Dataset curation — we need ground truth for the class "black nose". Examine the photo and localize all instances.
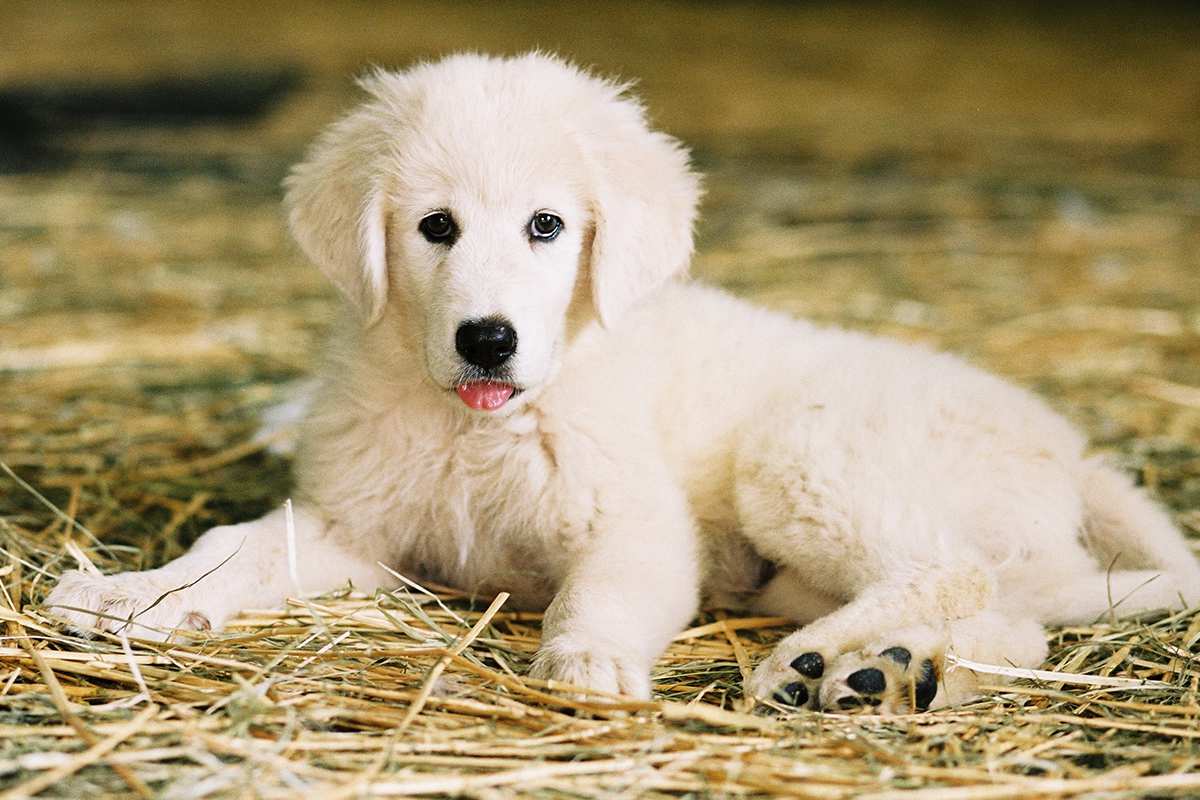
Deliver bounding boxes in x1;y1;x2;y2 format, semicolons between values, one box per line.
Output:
455;319;517;369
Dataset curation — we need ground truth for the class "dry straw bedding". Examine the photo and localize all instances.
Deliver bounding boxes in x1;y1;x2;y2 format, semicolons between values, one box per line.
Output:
0;488;1199;799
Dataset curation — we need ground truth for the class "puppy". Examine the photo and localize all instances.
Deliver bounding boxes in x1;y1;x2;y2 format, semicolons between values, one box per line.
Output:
47;52;1200;712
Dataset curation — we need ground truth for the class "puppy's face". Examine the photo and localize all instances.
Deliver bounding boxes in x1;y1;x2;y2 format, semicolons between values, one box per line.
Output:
390;125;590;414
285;54;701;417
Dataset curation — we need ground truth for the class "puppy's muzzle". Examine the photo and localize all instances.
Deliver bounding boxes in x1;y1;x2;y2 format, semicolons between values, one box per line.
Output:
456;318;517;369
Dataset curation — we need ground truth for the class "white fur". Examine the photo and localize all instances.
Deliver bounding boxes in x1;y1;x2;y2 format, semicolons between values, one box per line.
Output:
46;53;1200;711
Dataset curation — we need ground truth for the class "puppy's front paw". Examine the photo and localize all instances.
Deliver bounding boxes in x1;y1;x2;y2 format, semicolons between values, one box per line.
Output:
43;569;214;642
529;638;652;700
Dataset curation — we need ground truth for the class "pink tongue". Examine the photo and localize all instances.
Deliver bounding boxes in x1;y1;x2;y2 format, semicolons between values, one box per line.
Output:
455;381;515;411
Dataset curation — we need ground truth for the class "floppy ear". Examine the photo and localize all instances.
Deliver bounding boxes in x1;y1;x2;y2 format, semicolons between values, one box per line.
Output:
283;101;393;326
580;89;701;327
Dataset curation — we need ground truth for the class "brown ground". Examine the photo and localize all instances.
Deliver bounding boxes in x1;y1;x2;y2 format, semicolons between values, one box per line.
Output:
1;3;1199;798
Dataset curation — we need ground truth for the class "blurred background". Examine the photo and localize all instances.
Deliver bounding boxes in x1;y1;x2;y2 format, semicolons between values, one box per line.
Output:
2;2;1198;560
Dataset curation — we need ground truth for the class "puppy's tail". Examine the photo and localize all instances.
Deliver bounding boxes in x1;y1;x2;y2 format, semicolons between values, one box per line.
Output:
1075;458;1200;608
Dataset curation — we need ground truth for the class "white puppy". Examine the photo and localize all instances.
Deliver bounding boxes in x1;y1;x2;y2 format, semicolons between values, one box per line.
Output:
47;53;1200;713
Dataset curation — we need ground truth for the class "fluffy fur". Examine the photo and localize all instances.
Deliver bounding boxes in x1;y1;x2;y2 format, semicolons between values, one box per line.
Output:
47;53;1200;713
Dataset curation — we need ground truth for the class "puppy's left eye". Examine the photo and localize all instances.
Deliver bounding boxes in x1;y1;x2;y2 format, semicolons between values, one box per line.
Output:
529;212;563;241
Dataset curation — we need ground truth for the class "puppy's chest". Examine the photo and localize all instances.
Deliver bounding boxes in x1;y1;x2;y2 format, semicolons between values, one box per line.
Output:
382;420;595;605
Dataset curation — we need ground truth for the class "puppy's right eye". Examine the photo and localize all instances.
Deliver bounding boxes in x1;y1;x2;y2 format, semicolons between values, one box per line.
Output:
418;212;457;244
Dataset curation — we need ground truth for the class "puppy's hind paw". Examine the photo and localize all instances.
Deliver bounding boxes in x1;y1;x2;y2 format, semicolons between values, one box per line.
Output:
745;640;829;711
819;647;939;714
746;633;944;716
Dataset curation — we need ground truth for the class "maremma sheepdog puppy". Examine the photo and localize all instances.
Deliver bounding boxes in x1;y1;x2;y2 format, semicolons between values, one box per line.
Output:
48;52;1200;713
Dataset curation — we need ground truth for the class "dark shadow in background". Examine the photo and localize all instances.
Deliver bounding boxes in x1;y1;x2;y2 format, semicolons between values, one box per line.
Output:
0;68;300;173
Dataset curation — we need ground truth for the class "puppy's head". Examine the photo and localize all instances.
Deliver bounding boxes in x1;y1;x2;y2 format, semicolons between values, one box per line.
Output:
284;53;700;415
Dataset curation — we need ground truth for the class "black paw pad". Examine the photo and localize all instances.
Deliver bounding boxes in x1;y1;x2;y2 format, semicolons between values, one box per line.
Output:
836;694;881;710
846;667;887;694
790;651;824;679
879;646;911;668
772;681;809;707
914;659;938;711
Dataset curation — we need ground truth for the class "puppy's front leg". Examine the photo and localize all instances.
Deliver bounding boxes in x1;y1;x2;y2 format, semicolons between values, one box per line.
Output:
530;488;699;700
45;505;394;640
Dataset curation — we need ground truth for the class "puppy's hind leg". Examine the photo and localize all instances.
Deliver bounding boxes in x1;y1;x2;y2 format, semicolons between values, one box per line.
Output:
1016;568;1194;627
734;407;1001;712
44;505;395;641
1080;460;1200;601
